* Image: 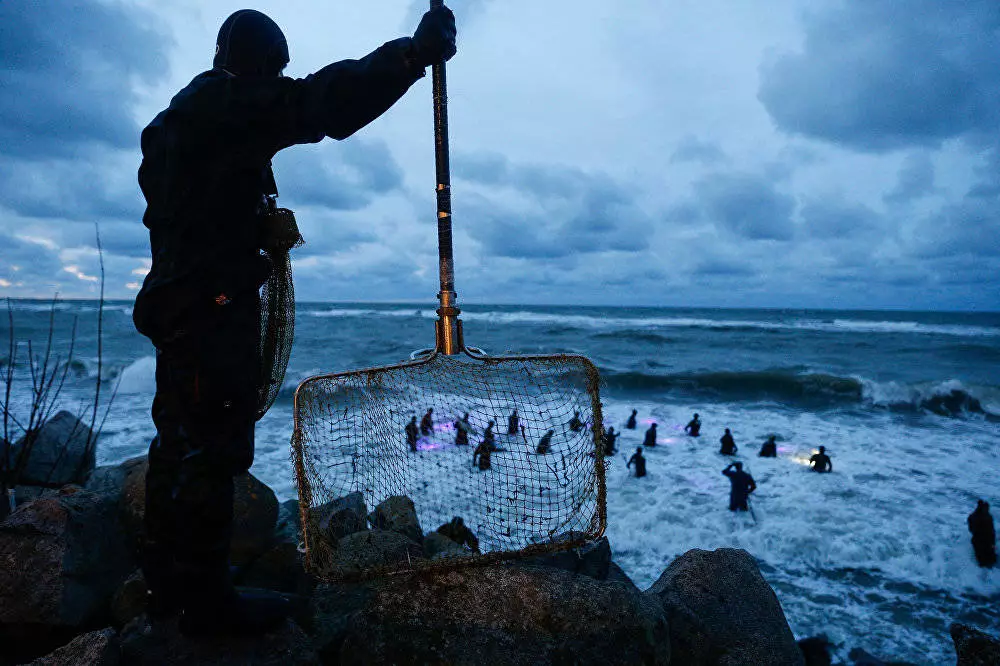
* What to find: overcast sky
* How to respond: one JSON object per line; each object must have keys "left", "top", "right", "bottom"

{"left": 1, "top": 0, "right": 998, "bottom": 310}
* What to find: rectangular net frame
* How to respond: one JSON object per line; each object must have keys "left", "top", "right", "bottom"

{"left": 292, "top": 349, "right": 607, "bottom": 582}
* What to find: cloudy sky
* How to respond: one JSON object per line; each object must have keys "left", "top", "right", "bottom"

{"left": 1, "top": 0, "right": 998, "bottom": 310}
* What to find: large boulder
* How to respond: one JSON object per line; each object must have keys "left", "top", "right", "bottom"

{"left": 327, "top": 528, "right": 424, "bottom": 579}
{"left": 276, "top": 498, "right": 302, "bottom": 544}
{"left": 332, "top": 564, "right": 670, "bottom": 665}
{"left": 117, "top": 456, "right": 277, "bottom": 567}
{"left": 519, "top": 535, "right": 612, "bottom": 580}
{"left": 10, "top": 411, "right": 95, "bottom": 487}
{"left": 0, "top": 487, "right": 133, "bottom": 629}
{"left": 310, "top": 492, "right": 368, "bottom": 542}
{"left": 951, "top": 623, "right": 1000, "bottom": 666}
{"left": 28, "top": 627, "right": 120, "bottom": 666}
{"left": 119, "top": 617, "right": 319, "bottom": 665}
{"left": 367, "top": 495, "right": 422, "bottom": 544}
{"left": 422, "top": 531, "right": 466, "bottom": 560}
{"left": 647, "top": 547, "right": 804, "bottom": 666}
{"left": 111, "top": 570, "right": 148, "bottom": 628}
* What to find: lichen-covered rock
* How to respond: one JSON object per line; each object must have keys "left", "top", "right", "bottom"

{"left": 647, "top": 547, "right": 804, "bottom": 666}
{"left": 0, "top": 488, "right": 133, "bottom": 628}
{"left": 368, "top": 495, "right": 422, "bottom": 544}
{"left": 951, "top": 623, "right": 1000, "bottom": 666}
{"left": 422, "top": 531, "right": 466, "bottom": 560}
{"left": 10, "top": 411, "right": 95, "bottom": 487}
{"left": 328, "top": 529, "right": 424, "bottom": 578}
{"left": 519, "top": 535, "right": 612, "bottom": 580}
{"left": 111, "top": 570, "right": 148, "bottom": 627}
{"left": 311, "top": 491, "right": 368, "bottom": 543}
{"left": 336, "top": 564, "right": 670, "bottom": 665}
{"left": 119, "top": 616, "right": 319, "bottom": 665}
{"left": 29, "top": 627, "right": 120, "bottom": 665}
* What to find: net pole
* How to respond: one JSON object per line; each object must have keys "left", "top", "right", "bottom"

{"left": 431, "top": 0, "right": 463, "bottom": 355}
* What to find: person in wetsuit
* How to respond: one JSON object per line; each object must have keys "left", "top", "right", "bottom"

{"left": 759, "top": 435, "right": 777, "bottom": 458}
{"left": 420, "top": 408, "right": 434, "bottom": 436}
{"left": 968, "top": 499, "right": 997, "bottom": 568}
{"left": 685, "top": 413, "right": 701, "bottom": 437}
{"left": 405, "top": 416, "right": 419, "bottom": 452}
{"left": 568, "top": 411, "right": 584, "bottom": 432}
{"left": 627, "top": 447, "right": 646, "bottom": 478}
{"left": 722, "top": 462, "right": 756, "bottom": 511}
{"left": 507, "top": 409, "right": 519, "bottom": 435}
{"left": 132, "top": 7, "right": 456, "bottom": 636}
{"left": 809, "top": 446, "right": 833, "bottom": 473}
{"left": 454, "top": 413, "right": 470, "bottom": 446}
{"left": 604, "top": 426, "right": 618, "bottom": 456}
{"left": 537, "top": 429, "right": 555, "bottom": 455}
{"left": 719, "top": 428, "right": 737, "bottom": 455}
{"left": 643, "top": 423, "right": 657, "bottom": 447}
{"left": 625, "top": 409, "right": 638, "bottom": 430}
{"left": 473, "top": 439, "right": 492, "bottom": 471}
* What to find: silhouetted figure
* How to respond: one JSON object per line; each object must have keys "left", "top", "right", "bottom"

{"left": 759, "top": 435, "right": 777, "bottom": 458}
{"left": 131, "top": 4, "right": 457, "bottom": 636}
{"left": 604, "top": 427, "right": 618, "bottom": 456}
{"left": 719, "top": 428, "right": 737, "bottom": 455}
{"left": 643, "top": 423, "right": 657, "bottom": 447}
{"left": 483, "top": 421, "right": 496, "bottom": 450}
{"left": 454, "top": 416, "right": 469, "bottom": 446}
{"left": 437, "top": 516, "right": 480, "bottom": 553}
{"left": 507, "top": 410, "right": 519, "bottom": 435}
{"left": 685, "top": 413, "right": 701, "bottom": 437}
{"left": 723, "top": 462, "right": 756, "bottom": 511}
{"left": 810, "top": 446, "right": 833, "bottom": 473}
{"left": 537, "top": 429, "right": 555, "bottom": 455}
{"left": 625, "top": 409, "right": 638, "bottom": 430}
{"left": 473, "top": 440, "right": 492, "bottom": 471}
{"left": 405, "top": 416, "right": 419, "bottom": 452}
{"left": 627, "top": 447, "right": 646, "bottom": 478}
{"left": 968, "top": 499, "right": 997, "bottom": 568}
{"left": 568, "top": 411, "right": 584, "bottom": 432}
{"left": 420, "top": 408, "right": 434, "bottom": 436}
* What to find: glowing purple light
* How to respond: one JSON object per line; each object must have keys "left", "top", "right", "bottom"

{"left": 641, "top": 418, "right": 657, "bottom": 425}
{"left": 777, "top": 445, "right": 794, "bottom": 454}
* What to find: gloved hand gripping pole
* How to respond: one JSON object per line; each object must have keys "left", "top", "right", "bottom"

{"left": 431, "top": 0, "right": 464, "bottom": 355}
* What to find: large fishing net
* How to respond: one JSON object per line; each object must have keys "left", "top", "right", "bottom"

{"left": 292, "top": 350, "right": 607, "bottom": 581}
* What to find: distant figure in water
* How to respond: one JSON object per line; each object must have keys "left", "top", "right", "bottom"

{"left": 473, "top": 440, "right": 492, "bottom": 471}
{"left": 568, "top": 411, "right": 584, "bottom": 432}
{"left": 685, "top": 413, "right": 701, "bottom": 437}
{"left": 643, "top": 423, "right": 657, "bottom": 447}
{"left": 405, "top": 416, "right": 419, "bottom": 452}
{"left": 759, "top": 435, "right": 777, "bottom": 458}
{"left": 968, "top": 499, "right": 997, "bottom": 568}
{"left": 482, "top": 421, "right": 496, "bottom": 450}
{"left": 722, "top": 462, "right": 756, "bottom": 511}
{"left": 719, "top": 428, "right": 737, "bottom": 455}
{"left": 454, "top": 415, "right": 469, "bottom": 446}
{"left": 507, "top": 409, "right": 519, "bottom": 435}
{"left": 603, "top": 426, "right": 618, "bottom": 456}
{"left": 420, "top": 408, "right": 434, "bottom": 436}
{"left": 436, "top": 516, "right": 480, "bottom": 553}
{"left": 810, "top": 446, "right": 833, "bottom": 473}
{"left": 625, "top": 409, "right": 638, "bottom": 430}
{"left": 537, "top": 429, "right": 554, "bottom": 454}
{"left": 627, "top": 447, "right": 646, "bottom": 478}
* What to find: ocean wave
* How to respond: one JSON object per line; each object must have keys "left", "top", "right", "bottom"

{"left": 603, "top": 369, "right": 998, "bottom": 417}
{"left": 299, "top": 307, "right": 1000, "bottom": 339}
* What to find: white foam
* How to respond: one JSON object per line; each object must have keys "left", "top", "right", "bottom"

{"left": 115, "top": 356, "right": 156, "bottom": 395}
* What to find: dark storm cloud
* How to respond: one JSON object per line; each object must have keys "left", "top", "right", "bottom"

{"left": 913, "top": 197, "right": 1000, "bottom": 260}
{"left": 758, "top": 1, "right": 1000, "bottom": 151}
{"left": 670, "top": 136, "right": 726, "bottom": 165}
{"left": 692, "top": 173, "right": 796, "bottom": 241}
{"left": 271, "top": 139, "right": 405, "bottom": 211}
{"left": 800, "top": 198, "right": 881, "bottom": 239}
{"left": 453, "top": 153, "right": 653, "bottom": 259}
{"left": 884, "top": 153, "right": 936, "bottom": 205}
{"left": 0, "top": 0, "right": 171, "bottom": 159}
{"left": 692, "top": 257, "right": 756, "bottom": 277}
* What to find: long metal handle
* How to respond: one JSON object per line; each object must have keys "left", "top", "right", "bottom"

{"left": 430, "top": 0, "right": 463, "bottom": 354}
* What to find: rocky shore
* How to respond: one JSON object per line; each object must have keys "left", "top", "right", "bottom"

{"left": 1, "top": 412, "right": 997, "bottom": 665}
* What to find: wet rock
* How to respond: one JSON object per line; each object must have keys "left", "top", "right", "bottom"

{"left": 846, "top": 646, "right": 915, "bottom": 665}
{"left": 328, "top": 528, "right": 424, "bottom": 578}
{"left": 368, "top": 495, "right": 422, "bottom": 544}
{"left": 311, "top": 492, "right": 368, "bottom": 543}
{"left": 799, "top": 634, "right": 832, "bottom": 666}
{"left": 111, "top": 570, "right": 148, "bottom": 628}
{"left": 519, "top": 535, "right": 612, "bottom": 580}
{"left": 310, "top": 582, "right": 376, "bottom": 661}
{"left": 422, "top": 531, "right": 466, "bottom": 560}
{"left": 12, "top": 484, "right": 59, "bottom": 508}
{"left": 0, "top": 487, "right": 133, "bottom": 629}
{"left": 10, "top": 411, "right": 95, "bottom": 487}
{"left": 28, "top": 627, "right": 120, "bottom": 665}
{"left": 647, "top": 547, "right": 804, "bottom": 666}
{"left": 605, "top": 561, "right": 639, "bottom": 589}
{"left": 119, "top": 616, "right": 319, "bottom": 665}
{"left": 238, "top": 541, "right": 313, "bottom": 596}
{"left": 337, "top": 564, "right": 670, "bottom": 665}
{"left": 951, "top": 623, "right": 1000, "bottom": 666}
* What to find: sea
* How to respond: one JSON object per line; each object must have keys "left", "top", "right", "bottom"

{"left": 2, "top": 299, "right": 998, "bottom": 664}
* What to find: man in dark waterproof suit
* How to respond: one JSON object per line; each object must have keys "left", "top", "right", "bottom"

{"left": 132, "top": 7, "right": 456, "bottom": 636}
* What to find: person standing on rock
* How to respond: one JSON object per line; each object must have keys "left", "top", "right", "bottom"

{"left": 723, "top": 462, "right": 756, "bottom": 512}
{"left": 968, "top": 499, "right": 997, "bottom": 568}
{"left": 131, "top": 6, "right": 457, "bottom": 636}
{"left": 627, "top": 447, "right": 646, "bottom": 478}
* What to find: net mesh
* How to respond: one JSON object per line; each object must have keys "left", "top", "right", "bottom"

{"left": 292, "top": 351, "right": 606, "bottom": 581}
{"left": 257, "top": 206, "right": 303, "bottom": 421}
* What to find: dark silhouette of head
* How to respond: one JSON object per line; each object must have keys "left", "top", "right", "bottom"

{"left": 650, "top": 423, "right": 657, "bottom": 429}
{"left": 608, "top": 427, "right": 615, "bottom": 434}
{"left": 725, "top": 428, "right": 731, "bottom": 434}
{"left": 819, "top": 445, "right": 826, "bottom": 454}
{"left": 410, "top": 416, "right": 416, "bottom": 423}
{"left": 452, "top": 516, "right": 464, "bottom": 525}
{"left": 427, "top": 408, "right": 433, "bottom": 414}
{"left": 693, "top": 413, "right": 699, "bottom": 419}
{"left": 631, "top": 409, "right": 637, "bottom": 415}
{"left": 547, "top": 429, "right": 554, "bottom": 436}
{"left": 214, "top": 10, "right": 289, "bottom": 77}
{"left": 463, "top": 412, "right": 469, "bottom": 419}
{"left": 488, "top": 420, "right": 495, "bottom": 427}
{"left": 979, "top": 499, "right": 990, "bottom": 510}
{"left": 733, "top": 461, "right": 743, "bottom": 470}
